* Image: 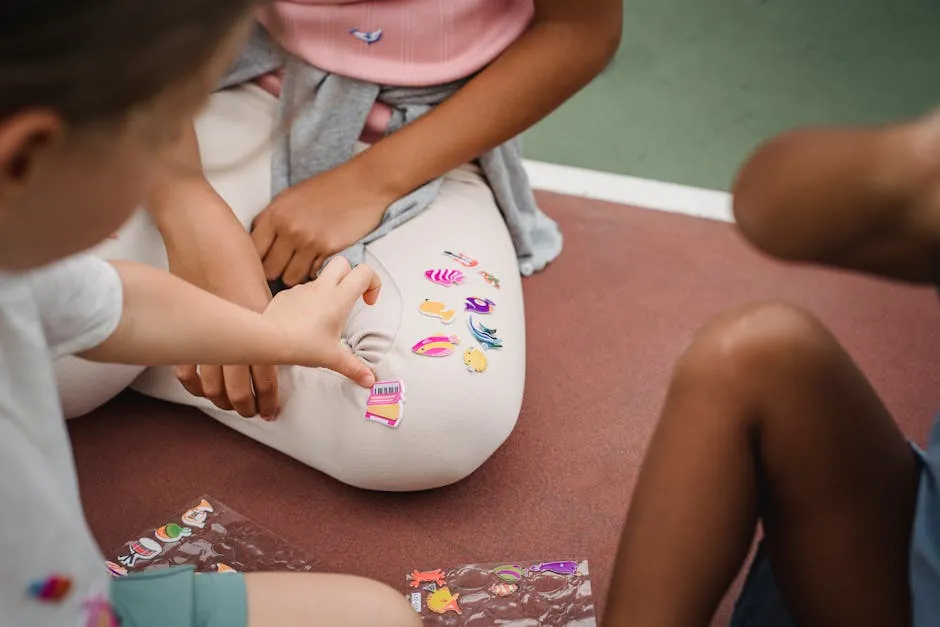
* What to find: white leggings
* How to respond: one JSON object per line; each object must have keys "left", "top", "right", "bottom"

{"left": 56, "top": 86, "right": 526, "bottom": 491}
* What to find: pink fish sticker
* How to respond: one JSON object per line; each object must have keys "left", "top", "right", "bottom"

{"left": 425, "top": 268, "right": 464, "bottom": 287}
{"left": 412, "top": 335, "right": 460, "bottom": 357}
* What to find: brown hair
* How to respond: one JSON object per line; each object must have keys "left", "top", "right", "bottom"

{"left": 0, "top": 1, "right": 260, "bottom": 125}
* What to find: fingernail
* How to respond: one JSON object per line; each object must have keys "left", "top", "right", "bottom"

{"left": 362, "top": 372, "right": 376, "bottom": 388}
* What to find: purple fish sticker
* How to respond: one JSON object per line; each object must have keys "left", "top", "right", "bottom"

{"left": 464, "top": 296, "right": 495, "bottom": 314}
{"left": 528, "top": 561, "right": 579, "bottom": 576}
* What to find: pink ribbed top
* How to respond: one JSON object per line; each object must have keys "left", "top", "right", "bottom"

{"left": 259, "top": 0, "right": 534, "bottom": 87}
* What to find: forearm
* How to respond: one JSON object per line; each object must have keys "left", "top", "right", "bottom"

{"left": 147, "top": 124, "right": 271, "bottom": 309}
{"left": 733, "top": 121, "right": 940, "bottom": 282}
{"left": 150, "top": 181, "right": 271, "bottom": 309}
{"left": 354, "top": 0, "right": 622, "bottom": 197}
{"left": 80, "top": 262, "right": 287, "bottom": 365}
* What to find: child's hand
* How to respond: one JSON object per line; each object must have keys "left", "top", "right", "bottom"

{"left": 263, "top": 256, "right": 381, "bottom": 387}
{"left": 250, "top": 161, "right": 394, "bottom": 287}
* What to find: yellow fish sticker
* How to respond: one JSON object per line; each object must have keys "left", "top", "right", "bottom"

{"left": 418, "top": 299, "right": 456, "bottom": 324}
{"left": 463, "top": 347, "right": 488, "bottom": 373}
{"left": 426, "top": 587, "right": 462, "bottom": 615}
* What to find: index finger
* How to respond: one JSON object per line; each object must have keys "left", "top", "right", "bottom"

{"left": 337, "top": 263, "right": 382, "bottom": 305}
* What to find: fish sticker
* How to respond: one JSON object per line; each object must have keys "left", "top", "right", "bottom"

{"left": 365, "top": 380, "right": 405, "bottom": 428}
{"left": 529, "top": 560, "right": 579, "bottom": 576}
{"left": 426, "top": 587, "right": 461, "bottom": 615}
{"left": 408, "top": 592, "right": 422, "bottom": 613}
{"left": 443, "top": 251, "right": 479, "bottom": 268}
{"left": 349, "top": 28, "right": 382, "bottom": 44}
{"left": 418, "top": 299, "right": 457, "bottom": 324}
{"left": 479, "top": 270, "right": 500, "bottom": 290}
{"left": 155, "top": 523, "right": 193, "bottom": 543}
{"left": 463, "top": 347, "right": 488, "bottom": 373}
{"left": 116, "top": 538, "right": 162, "bottom": 568}
{"left": 408, "top": 568, "right": 446, "bottom": 588}
{"left": 491, "top": 564, "right": 525, "bottom": 583}
{"left": 104, "top": 561, "right": 127, "bottom": 578}
{"left": 467, "top": 315, "right": 503, "bottom": 350}
{"left": 83, "top": 595, "right": 120, "bottom": 627}
{"left": 181, "top": 499, "right": 214, "bottom": 529}
{"left": 464, "top": 296, "right": 495, "bottom": 314}
{"left": 27, "top": 575, "right": 72, "bottom": 602}
{"left": 488, "top": 583, "right": 519, "bottom": 597}
{"left": 215, "top": 563, "right": 237, "bottom": 574}
{"left": 425, "top": 268, "right": 464, "bottom": 287}
{"left": 412, "top": 335, "right": 460, "bottom": 358}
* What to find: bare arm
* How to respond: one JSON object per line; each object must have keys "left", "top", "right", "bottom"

{"left": 147, "top": 123, "right": 271, "bottom": 308}
{"left": 733, "top": 114, "right": 940, "bottom": 283}
{"left": 351, "top": 0, "right": 623, "bottom": 198}
{"left": 79, "top": 259, "right": 379, "bottom": 387}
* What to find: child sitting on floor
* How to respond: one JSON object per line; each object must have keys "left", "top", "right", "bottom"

{"left": 0, "top": 2, "right": 419, "bottom": 627}
{"left": 603, "top": 110, "right": 940, "bottom": 626}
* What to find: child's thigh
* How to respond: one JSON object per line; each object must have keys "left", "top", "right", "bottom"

{"left": 134, "top": 167, "right": 526, "bottom": 491}
{"left": 245, "top": 572, "right": 420, "bottom": 627}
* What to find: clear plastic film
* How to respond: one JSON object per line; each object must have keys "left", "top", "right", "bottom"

{"left": 104, "top": 495, "right": 314, "bottom": 576}
{"left": 403, "top": 560, "right": 596, "bottom": 626}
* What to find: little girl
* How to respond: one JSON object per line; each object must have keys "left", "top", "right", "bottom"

{"left": 54, "top": 0, "right": 624, "bottom": 492}
{"left": 0, "top": 2, "right": 419, "bottom": 626}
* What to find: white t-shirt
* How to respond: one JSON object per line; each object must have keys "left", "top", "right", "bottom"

{"left": 0, "top": 255, "right": 123, "bottom": 626}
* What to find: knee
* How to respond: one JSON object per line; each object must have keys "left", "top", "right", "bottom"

{"left": 673, "top": 301, "right": 837, "bottom": 386}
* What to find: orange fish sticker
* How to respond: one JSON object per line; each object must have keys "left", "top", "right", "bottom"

{"left": 426, "top": 587, "right": 461, "bottom": 615}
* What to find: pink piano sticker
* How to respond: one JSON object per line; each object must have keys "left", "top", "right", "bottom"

{"left": 365, "top": 380, "right": 405, "bottom": 429}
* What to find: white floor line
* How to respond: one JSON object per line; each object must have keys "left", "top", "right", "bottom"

{"left": 522, "top": 160, "right": 734, "bottom": 223}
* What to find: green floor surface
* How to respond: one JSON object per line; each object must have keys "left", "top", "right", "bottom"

{"left": 522, "top": 0, "right": 940, "bottom": 190}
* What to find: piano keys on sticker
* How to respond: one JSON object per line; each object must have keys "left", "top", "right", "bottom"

{"left": 364, "top": 380, "right": 405, "bottom": 428}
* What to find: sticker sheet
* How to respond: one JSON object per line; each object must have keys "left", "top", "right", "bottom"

{"left": 105, "top": 496, "right": 314, "bottom": 576}
{"left": 403, "top": 560, "right": 595, "bottom": 626}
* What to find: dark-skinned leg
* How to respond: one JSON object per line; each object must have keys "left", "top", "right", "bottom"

{"left": 603, "top": 302, "right": 918, "bottom": 627}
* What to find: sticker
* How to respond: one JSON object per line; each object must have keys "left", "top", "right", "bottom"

{"left": 425, "top": 268, "right": 464, "bottom": 287}
{"left": 216, "top": 563, "right": 237, "bottom": 574}
{"left": 479, "top": 270, "right": 501, "bottom": 290}
{"left": 412, "top": 335, "right": 460, "bottom": 357}
{"left": 529, "top": 561, "right": 579, "bottom": 576}
{"left": 422, "top": 583, "right": 438, "bottom": 592}
{"left": 155, "top": 523, "right": 193, "bottom": 543}
{"left": 426, "top": 587, "right": 462, "bottom": 615}
{"left": 365, "top": 380, "right": 405, "bottom": 428}
{"left": 489, "top": 583, "right": 519, "bottom": 597}
{"left": 443, "top": 251, "right": 479, "bottom": 268}
{"left": 349, "top": 28, "right": 382, "bottom": 44}
{"left": 463, "top": 348, "right": 488, "bottom": 373}
{"left": 83, "top": 595, "right": 120, "bottom": 627}
{"left": 27, "top": 575, "right": 72, "bottom": 602}
{"left": 492, "top": 564, "right": 525, "bottom": 583}
{"left": 181, "top": 499, "right": 214, "bottom": 529}
{"left": 117, "top": 538, "right": 162, "bottom": 568}
{"left": 467, "top": 315, "right": 503, "bottom": 350}
{"left": 408, "top": 568, "right": 447, "bottom": 588}
{"left": 418, "top": 299, "right": 457, "bottom": 324}
{"left": 464, "top": 296, "right": 495, "bottom": 314}
{"left": 408, "top": 592, "right": 422, "bottom": 613}
{"left": 104, "top": 561, "right": 127, "bottom": 578}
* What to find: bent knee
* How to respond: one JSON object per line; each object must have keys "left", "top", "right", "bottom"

{"left": 675, "top": 301, "right": 838, "bottom": 384}
{"left": 334, "top": 382, "right": 523, "bottom": 492}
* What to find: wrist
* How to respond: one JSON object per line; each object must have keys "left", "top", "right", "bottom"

{"left": 350, "top": 142, "right": 420, "bottom": 201}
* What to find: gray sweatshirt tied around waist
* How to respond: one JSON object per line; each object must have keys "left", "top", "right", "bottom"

{"left": 220, "top": 26, "right": 562, "bottom": 276}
